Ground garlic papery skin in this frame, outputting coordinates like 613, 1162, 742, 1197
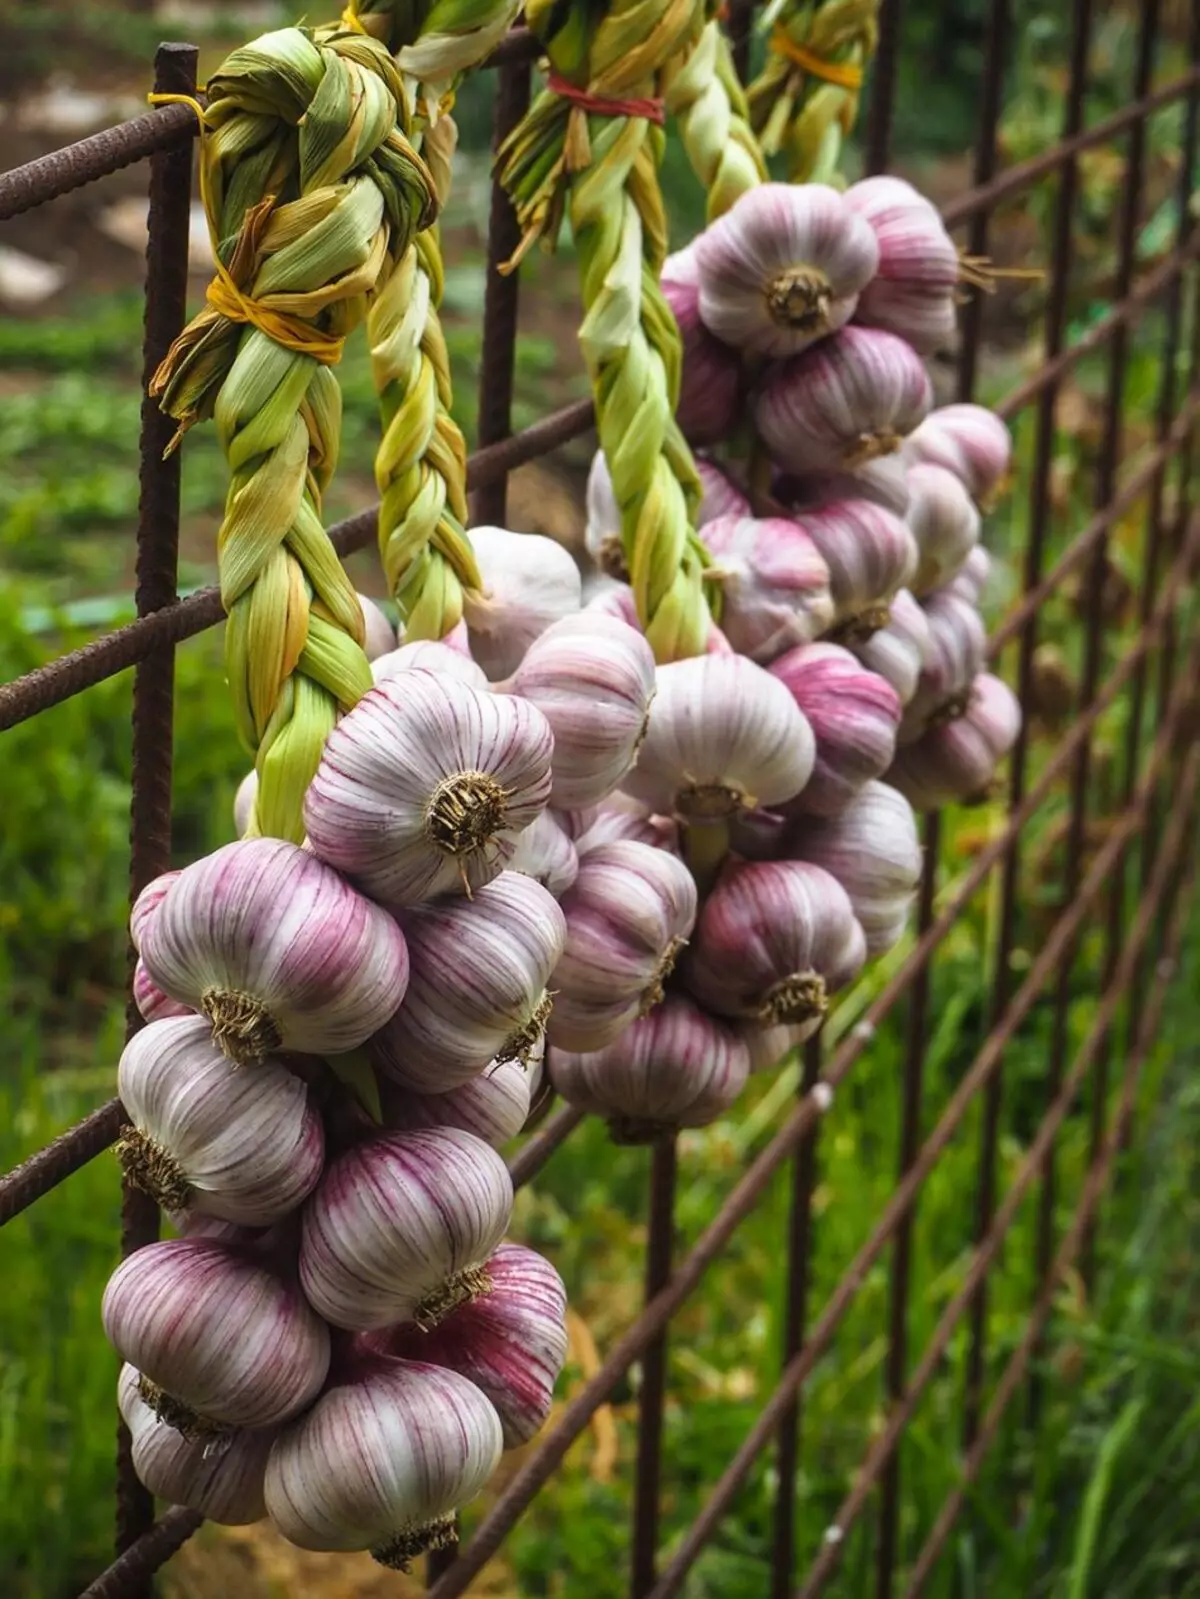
622, 655, 816, 822
264, 1357, 502, 1566
507, 613, 657, 809
899, 590, 988, 743
371, 639, 490, 691
102, 1237, 330, 1434
684, 861, 866, 1026
797, 499, 919, 638
701, 515, 835, 663
740, 1021, 807, 1074
756, 326, 933, 478
940, 544, 992, 606
584, 580, 733, 656
130, 870, 181, 953
507, 808, 580, 898
362, 1243, 567, 1449
549, 995, 749, 1141
887, 672, 1021, 811
119, 1364, 274, 1525
133, 958, 192, 1023
379, 1057, 532, 1150
661, 247, 744, 445
778, 455, 913, 520
368, 873, 566, 1091
906, 462, 982, 596
304, 672, 554, 909
787, 780, 922, 957
548, 839, 698, 1053
770, 644, 902, 815
585, 449, 628, 580
694, 183, 879, 357
462, 526, 583, 681
845, 176, 960, 355
140, 839, 409, 1064
357, 593, 397, 662
903, 403, 1013, 510
116, 1016, 324, 1225
846, 587, 932, 707
299, 1127, 513, 1331
696, 456, 751, 527
570, 799, 679, 857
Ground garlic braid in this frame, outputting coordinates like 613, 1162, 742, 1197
664, 18, 767, 222
747, 0, 879, 184
152, 27, 436, 841
498, 0, 715, 663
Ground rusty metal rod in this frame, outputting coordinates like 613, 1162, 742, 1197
0, 102, 195, 221
631, 1135, 679, 1597
79, 1508, 203, 1599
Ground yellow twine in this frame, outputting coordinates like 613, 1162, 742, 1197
769, 29, 865, 90
148, 92, 345, 366
339, 5, 368, 33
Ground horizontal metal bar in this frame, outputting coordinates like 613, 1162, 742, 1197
507, 1102, 585, 1189
0, 1100, 123, 1227
79, 1507, 202, 1598
0, 103, 196, 222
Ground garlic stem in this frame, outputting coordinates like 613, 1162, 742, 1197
414, 1264, 494, 1333
425, 771, 510, 858
765, 266, 832, 332
136, 1376, 232, 1444
201, 988, 283, 1066
756, 971, 828, 1027
372, 1512, 459, 1571
116, 1129, 192, 1214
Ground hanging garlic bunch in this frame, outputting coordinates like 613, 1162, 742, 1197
844, 176, 961, 355
461, 526, 583, 680
770, 643, 902, 814
887, 673, 1021, 810
700, 514, 835, 662
906, 462, 981, 597
661, 247, 744, 445
904, 403, 1013, 511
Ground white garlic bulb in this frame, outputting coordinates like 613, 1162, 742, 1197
661, 246, 744, 444
844, 175, 960, 355
903, 403, 1013, 510
133, 958, 192, 1023
371, 638, 491, 691
906, 462, 981, 596
462, 525, 583, 680
845, 586, 932, 706
130, 869, 181, 952
887, 672, 1021, 811
585, 449, 627, 580
379, 1056, 532, 1149
507, 807, 580, 898
940, 544, 992, 606
357, 592, 398, 662
770, 643, 902, 815
701, 514, 835, 662
899, 589, 988, 742
798, 499, 919, 637
696, 456, 751, 526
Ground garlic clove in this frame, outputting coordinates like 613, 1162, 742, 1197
701, 514, 835, 663
304, 671, 554, 909
845, 175, 961, 355
357, 592, 398, 662
378, 1055, 533, 1149
506, 807, 580, 898
906, 462, 982, 597
139, 839, 410, 1064
898, 590, 988, 744
903, 403, 1012, 511
795, 498, 919, 638
585, 449, 627, 580
130, 869, 182, 953
133, 957, 193, 1023
462, 526, 583, 681
661, 246, 745, 444
770, 643, 902, 815
844, 586, 932, 706
371, 638, 491, 691
887, 671, 1021, 811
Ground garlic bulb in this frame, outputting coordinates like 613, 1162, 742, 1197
299, 1127, 513, 1331
940, 543, 992, 606
585, 449, 627, 579
304, 672, 554, 909
369, 872, 566, 1091
363, 1243, 567, 1449
133, 958, 192, 1023
798, 499, 918, 637
139, 839, 409, 1064
102, 1237, 329, 1435
701, 514, 835, 662
845, 175, 960, 355
550, 995, 749, 1140
903, 403, 1012, 510
130, 870, 181, 953
899, 589, 988, 742
696, 456, 752, 527
887, 672, 1021, 811
264, 1356, 502, 1567
778, 454, 913, 519
119, 1363, 273, 1525
770, 643, 902, 815
462, 526, 583, 680
570, 798, 678, 856
661, 247, 743, 444
728, 804, 791, 862
379, 1056, 532, 1150
357, 592, 397, 662
622, 655, 816, 821
507, 613, 657, 808
233, 771, 256, 836
548, 839, 698, 1052
507, 807, 580, 898
906, 462, 981, 596
756, 326, 933, 477
584, 579, 733, 656
684, 861, 866, 1027
372, 638, 490, 691
845, 586, 932, 706
117, 1016, 324, 1225
694, 183, 879, 356
740, 1021, 806, 1074
787, 780, 922, 957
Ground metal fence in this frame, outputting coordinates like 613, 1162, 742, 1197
0, 0, 1198, 1594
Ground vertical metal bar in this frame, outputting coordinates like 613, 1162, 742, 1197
631, 1134, 678, 1599
426, 1537, 459, 1586
726, 0, 756, 83
862, 0, 905, 176
955, 0, 1010, 404
117, 40, 197, 1576
770, 1033, 823, 1599
470, 57, 532, 528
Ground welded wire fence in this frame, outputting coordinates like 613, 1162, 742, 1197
0, 1, 1198, 1595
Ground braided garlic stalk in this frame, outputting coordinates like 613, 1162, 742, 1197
664, 17, 766, 221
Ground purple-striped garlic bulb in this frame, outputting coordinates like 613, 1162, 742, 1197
462, 526, 582, 680
739, 1021, 807, 1074
118, 1363, 274, 1525
777, 455, 912, 519
700, 514, 835, 662
264, 1356, 502, 1567
584, 579, 733, 656
299, 1128, 512, 1331
844, 176, 960, 354
507, 807, 580, 898
506, 613, 657, 808
585, 449, 628, 579
569, 797, 678, 856
371, 639, 490, 691
304, 672, 553, 909
661, 247, 744, 444
102, 1237, 329, 1436
906, 463, 981, 596
379, 1056, 532, 1150
845, 587, 932, 706
903, 403, 1013, 510
368, 873, 565, 1092
887, 672, 1020, 811
550, 994, 749, 1141
357, 593, 397, 662
117, 1016, 323, 1225
770, 644, 902, 815
362, 1243, 567, 1449
940, 543, 992, 606
787, 780, 922, 957
139, 839, 409, 1064
622, 655, 815, 821
130, 870, 181, 952
696, 456, 751, 526
684, 861, 866, 1029
133, 958, 191, 1023
798, 499, 918, 639
694, 183, 879, 356
899, 590, 988, 743
756, 326, 933, 478
548, 840, 698, 1053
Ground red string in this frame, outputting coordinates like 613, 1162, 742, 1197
547, 71, 666, 125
